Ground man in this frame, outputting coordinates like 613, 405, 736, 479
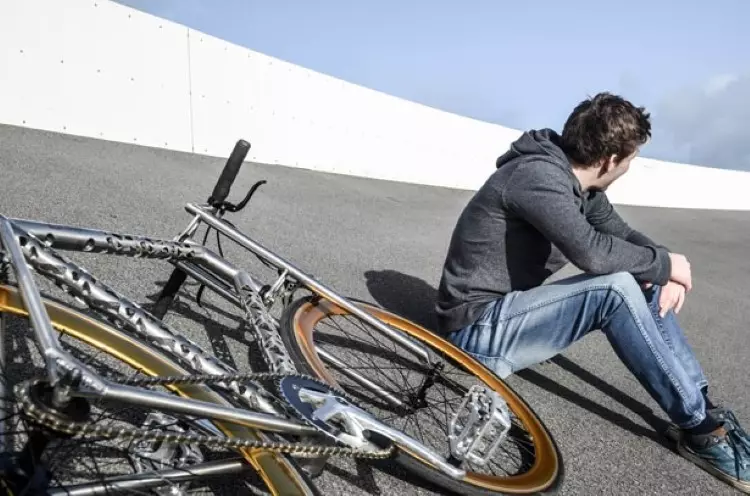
435, 92, 749, 491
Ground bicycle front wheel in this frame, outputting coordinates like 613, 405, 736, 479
280, 295, 563, 495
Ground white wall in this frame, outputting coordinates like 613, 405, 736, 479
1, 0, 749, 210
0, 0, 193, 152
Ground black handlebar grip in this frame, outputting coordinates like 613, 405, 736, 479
208, 139, 251, 205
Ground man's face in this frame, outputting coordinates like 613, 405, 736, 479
593, 149, 638, 191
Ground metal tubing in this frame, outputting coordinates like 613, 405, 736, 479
8, 218, 264, 295
316, 348, 404, 408
94, 382, 317, 436
0, 312, 6, 452
170, 260, 281, 330
160, 258, 280, 328
7, 221, 281, 416
185, 203, 432, 365
187, 242, 263, 295
174, 213, 203, 242
172, 260, 242, 306
47, 457, 248, 495
0, 218, 60, 380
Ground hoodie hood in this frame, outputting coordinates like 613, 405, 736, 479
496, 128, 569, 170
495, 128, 582, 196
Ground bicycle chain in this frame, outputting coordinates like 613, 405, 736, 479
12, 372, 395, 460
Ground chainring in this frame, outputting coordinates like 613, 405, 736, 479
277, 376, 390, 454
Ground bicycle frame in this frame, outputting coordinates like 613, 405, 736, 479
0, 215, 315, 435
0, 193, 466, 488
3, 203, 432, 399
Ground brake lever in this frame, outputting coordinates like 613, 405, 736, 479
220, 180, 267, 213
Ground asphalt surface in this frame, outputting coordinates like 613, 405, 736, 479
1, 122, 748, 495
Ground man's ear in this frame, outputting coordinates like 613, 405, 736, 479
602, 154, 619, 174
596, 155, 616, 177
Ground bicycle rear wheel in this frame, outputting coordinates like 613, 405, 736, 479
0, 283, 318, 496
280, 295, 563, 495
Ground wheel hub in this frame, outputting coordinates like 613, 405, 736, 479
25, 379, 92, 429
0, 379, 93, 495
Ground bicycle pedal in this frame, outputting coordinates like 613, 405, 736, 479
448, 385, 512, 467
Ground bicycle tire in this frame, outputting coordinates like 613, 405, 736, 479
279, 294, 564, 495
0, 283, 320, 496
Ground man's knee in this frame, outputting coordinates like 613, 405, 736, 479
602, 272, 643, 299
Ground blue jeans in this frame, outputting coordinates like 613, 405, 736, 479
448, 272, 710, 429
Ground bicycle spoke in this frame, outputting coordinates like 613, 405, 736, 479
292, 302, 553, 486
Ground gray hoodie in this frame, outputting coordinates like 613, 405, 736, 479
435, 128, 671, 335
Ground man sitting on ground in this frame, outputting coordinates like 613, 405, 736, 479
435, 92, 749, 492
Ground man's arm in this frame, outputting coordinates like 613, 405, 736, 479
584, 191, 694, 290
585, 191, 669, 251
503, 161, 672, 285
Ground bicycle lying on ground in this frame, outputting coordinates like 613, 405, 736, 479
0, 139, 562, 495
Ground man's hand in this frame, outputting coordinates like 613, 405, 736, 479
658, 280, 687, 317
668, 253, 692, 291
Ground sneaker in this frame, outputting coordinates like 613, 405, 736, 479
664, 407, 749, 445
711, 407, 750, 438
678, 427, 750, 493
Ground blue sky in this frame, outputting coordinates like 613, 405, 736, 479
118, 0, 750, 170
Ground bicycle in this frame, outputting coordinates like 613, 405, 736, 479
0, 139, 563, 495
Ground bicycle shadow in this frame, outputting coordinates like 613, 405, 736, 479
363, 268, 674, 448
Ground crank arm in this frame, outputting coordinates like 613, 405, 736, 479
300, 387, 466, 480
348, 406, 467, 480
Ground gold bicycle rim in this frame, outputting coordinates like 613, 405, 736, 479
0, 284, 316, 496
291, 297, 560, 494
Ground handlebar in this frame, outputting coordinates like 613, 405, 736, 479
208, 139, 251, 207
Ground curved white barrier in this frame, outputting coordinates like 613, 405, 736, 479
1, 0, 749, 210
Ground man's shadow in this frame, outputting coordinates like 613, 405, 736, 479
363, 269, 675, 448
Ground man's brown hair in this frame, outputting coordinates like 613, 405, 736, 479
560, 92, 651, 167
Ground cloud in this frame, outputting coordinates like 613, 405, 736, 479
651, 73, 750, 171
